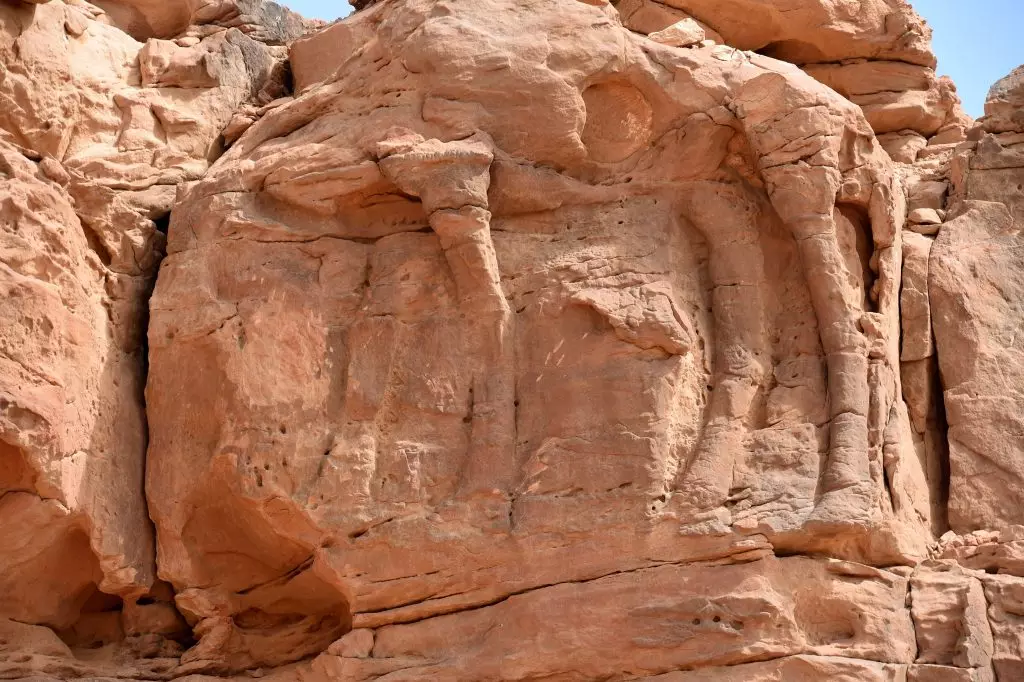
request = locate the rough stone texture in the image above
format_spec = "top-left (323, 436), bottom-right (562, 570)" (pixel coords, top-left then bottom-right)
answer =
top-left (931, 103), bottom-right (1024, 532)
top-left (911, 561), bottom-right (993, 670)
top-left (612, 0), bottom-right (971, 144)
top-left (0, 0), bottom-right (302, 677)
top-left (2, 0), bottom-right (1024, 680)
top-left (984, 65), bottom-right (1024, 134)
top-left (0, 138), bottom-right (145, 627)
top-left (91, 0), bottom-right (319, 42)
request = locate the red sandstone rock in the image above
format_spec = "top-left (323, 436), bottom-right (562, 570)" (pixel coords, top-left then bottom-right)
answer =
top-left (0, 1), bottom-right (1023, 680)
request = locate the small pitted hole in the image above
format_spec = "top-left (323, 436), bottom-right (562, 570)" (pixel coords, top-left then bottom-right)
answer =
top-left (279, 425), bottom-right (287, 434)
top-left (712, 616), bottom-right (721, 623)
top-left (731, 620), bottom-right (743, 630)
top-left (263, 464), bottom-right (271, 471)
top-left (691, 618), bottom-right (701, 626)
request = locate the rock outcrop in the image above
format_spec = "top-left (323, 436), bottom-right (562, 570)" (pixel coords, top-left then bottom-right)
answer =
top-left (930, 66), bottom-right (1024, 534)
top-left (616, 0), bottom-right (971, 146)
top-left (1, 0), bottom-right (1024, 680)
top-left (0, 0), bottom-right (301, 677)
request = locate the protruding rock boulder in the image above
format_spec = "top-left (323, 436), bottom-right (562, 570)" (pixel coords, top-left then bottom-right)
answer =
top-left (139, 0), bottom-right (941, 673)
top-left (931, 65), bottom-right (1024, 533)
top-left (0, 0), bottom-right (309, 675)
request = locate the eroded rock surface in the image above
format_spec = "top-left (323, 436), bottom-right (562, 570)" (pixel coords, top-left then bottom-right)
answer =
top-left (930, 68), bottom-right (1024, 534)
top-left (0, 0), bottom-right (306, 677)
top-left (147, 0), bottom-right (929, 674)
top-left (2, 0), bottom-right (1024, 680)
top-left (614, 0), bottom-right (971, 144)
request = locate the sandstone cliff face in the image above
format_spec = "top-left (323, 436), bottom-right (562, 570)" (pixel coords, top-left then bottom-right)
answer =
top-left (1, 0), bottom-right (1024, 680)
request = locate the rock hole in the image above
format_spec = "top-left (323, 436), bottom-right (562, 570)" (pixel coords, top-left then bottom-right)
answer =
top-left (57, 590), bottom-right (125, 650)
top-left (152, 213), bottom-right (170, 235)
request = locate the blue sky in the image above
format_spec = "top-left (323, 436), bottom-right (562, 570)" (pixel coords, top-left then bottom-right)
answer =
top-left (282, 0), bottom-right (349, 21)
top-left (281, 1), bottom-right (1021, 119)
top-left (913, 0), bottom-right (1022, 118)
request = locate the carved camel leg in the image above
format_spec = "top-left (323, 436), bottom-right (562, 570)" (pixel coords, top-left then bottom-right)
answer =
top-left (733, 72), bottom-right (878, 527)
top-left (673, 183), bottom-right (770, 517)
top-left (377, 131), bottom-right (516, 499)
top-left (759, 156), bottom-right (873, 525)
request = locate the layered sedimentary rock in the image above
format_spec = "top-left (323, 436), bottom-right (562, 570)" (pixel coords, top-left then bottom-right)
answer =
top-left (930, 66), bottom-right (1024, 533)
top-left (616, 0), bottom-right (971, 146)
top-left (2, 0), bottom-right (1024, 680)
top-left (0, 0), bottom-right (302, 676)
top-left (90, 0), bottom-right (317, 42)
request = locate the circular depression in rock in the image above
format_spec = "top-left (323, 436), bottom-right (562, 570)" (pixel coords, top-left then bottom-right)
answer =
top-left (581, 81), bottom-right (653, 164)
